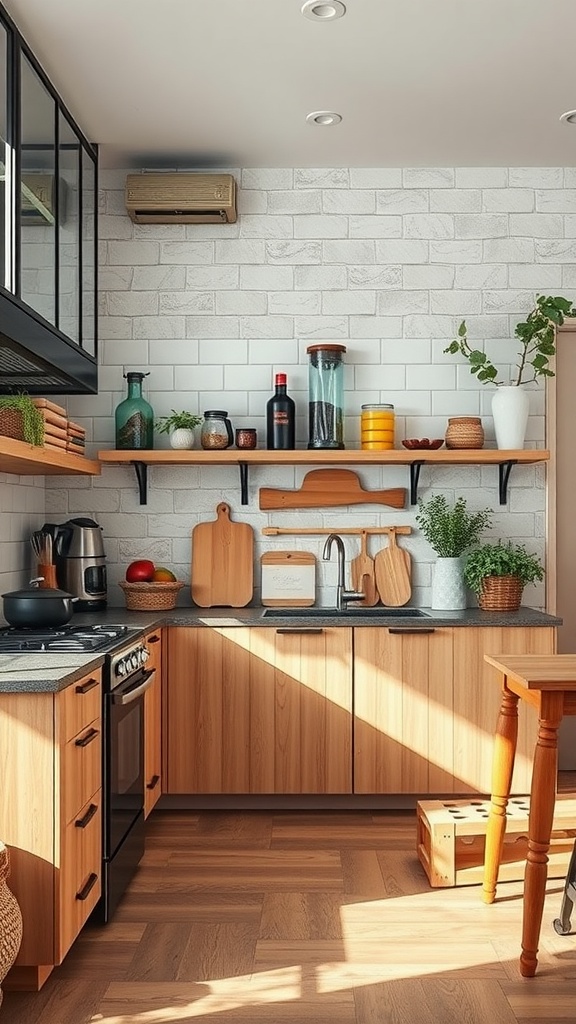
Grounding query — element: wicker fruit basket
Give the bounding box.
[478,575,523,611]
[119,580,184,611]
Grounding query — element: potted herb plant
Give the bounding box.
[444,294,576,449]
[0,395,44,446]
[155,410,202,450]
[463,541,544,611]
[416,495,493,610]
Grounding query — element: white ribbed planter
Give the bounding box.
[431,557,467,611]
[169,427,196,450]
[491,385,530,450]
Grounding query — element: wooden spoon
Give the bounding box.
[350,531,379,606]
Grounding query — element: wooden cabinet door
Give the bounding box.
[453,626,556,794]
[354,627,453,794]
[166,626,352,794]
[144,629,162,817]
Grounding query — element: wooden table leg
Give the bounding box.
[520,692,563,978]
[482,684,519,905]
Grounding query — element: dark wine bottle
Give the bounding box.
[266,373,295,450]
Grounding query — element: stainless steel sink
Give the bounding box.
[261,607,430,618]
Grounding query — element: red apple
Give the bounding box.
[126,559,155,582]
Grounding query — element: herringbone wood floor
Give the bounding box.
[4,809,576,1023]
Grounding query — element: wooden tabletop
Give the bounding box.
[484,653,576,690]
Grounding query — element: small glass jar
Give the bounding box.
[235,427,257,450]
[307,344,346,450]
[361,403,395,450]
[200,410,233,450]
[445,416,484,450]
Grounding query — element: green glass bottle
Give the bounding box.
[115,371,154,449]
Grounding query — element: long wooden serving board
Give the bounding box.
[191,502,254,607]
[259,469,406,511]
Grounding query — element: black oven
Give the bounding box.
[100,638,154,923]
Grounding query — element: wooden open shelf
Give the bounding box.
[0,436,101,477]
[98,447,549,506]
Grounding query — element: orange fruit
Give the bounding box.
[152,567,176,582]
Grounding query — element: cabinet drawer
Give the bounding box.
[62,720,101,824]
[60,671,102,743]
[57,791,101,962]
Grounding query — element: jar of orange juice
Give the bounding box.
[361,403,395,450]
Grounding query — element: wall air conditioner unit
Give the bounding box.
[125,172,237,224]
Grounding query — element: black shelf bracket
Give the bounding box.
[409,461,424,505]
[498,459,518,505]
[239,462,249,505]
[132,461,148,505]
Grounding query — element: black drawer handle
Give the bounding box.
[75,803,98,829]
[75,727,99,748]
[275,628,323,635]
[388,628,436,635]
[147,634,160,644]
[75,677,99,695]
[147,774,160,791]
[76,872,98,901]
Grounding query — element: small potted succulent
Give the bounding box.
[463,541,544,611]
[416,495,493,610]
[155,410,202,450]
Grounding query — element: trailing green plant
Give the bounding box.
[463,541,544,596]
[0,394,44,446]
[415,494,493,558]
[155,410,202,434]
[444,294,576,386]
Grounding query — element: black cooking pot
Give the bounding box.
[2,579,77,628]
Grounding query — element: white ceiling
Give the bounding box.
[5,0,576,169]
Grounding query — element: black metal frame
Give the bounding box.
[0,1,98,393]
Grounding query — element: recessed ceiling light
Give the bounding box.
[306,110,342,126]
[301,1,346,21]
[560,110,576,124]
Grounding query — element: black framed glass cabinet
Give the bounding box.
[0,2,97,393]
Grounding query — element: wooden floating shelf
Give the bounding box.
[0,436,101,477]
[98,448,549,506]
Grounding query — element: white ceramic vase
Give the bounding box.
[169,427,195,450]
[491,385,530,450]
[431,557,467,611]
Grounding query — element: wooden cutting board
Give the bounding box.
[261,551,316,606]
[350,531,379,606]
[259,469,406,511]
[191,502,254,607]
[374,528,412,607]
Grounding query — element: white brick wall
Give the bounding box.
[0,475,46,618]
[47,165,576,609]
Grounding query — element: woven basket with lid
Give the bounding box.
[445,416,484,450]
[478,575,524,611]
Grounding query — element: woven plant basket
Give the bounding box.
[0,843,23,1008]
[478,575,524,611]
[119,580,184,611]
[0,408,25,441]
[445,416,485,450]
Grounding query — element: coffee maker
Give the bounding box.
[44,517,107,611]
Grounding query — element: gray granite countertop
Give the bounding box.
[0,605,561,694]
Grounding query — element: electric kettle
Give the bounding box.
[43,517,107,611]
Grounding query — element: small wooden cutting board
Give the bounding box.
[191,502,254,607]
[259,469,406,511]
[350,531,379,606]
[374,527,412,607]
[261,551,316,606]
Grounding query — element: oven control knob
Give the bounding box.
[128,654,137,671]
[141,647,150,662]
[117,659,127,676]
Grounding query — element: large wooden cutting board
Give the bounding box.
[374,528,412,607]
[259,469,406,510]
[191,502,254,607]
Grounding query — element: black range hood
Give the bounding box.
[0,288,97,395]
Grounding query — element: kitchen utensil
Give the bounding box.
[259,469,406,511]
[262,526,413,537]
[374,528,412,607]
[45,517,107,611]
[350,531,379,607]
[261,551,316,607]
[191,502,254,607]
[2,578,77,628]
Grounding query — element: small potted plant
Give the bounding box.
[443,294,576,449]
[463,541,544,611]
[155,410,202,450]
[416,495,493,610]
[0,395,44,446]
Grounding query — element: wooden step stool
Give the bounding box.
[417,796,576,888]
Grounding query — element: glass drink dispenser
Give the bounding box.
[307,344,346,449]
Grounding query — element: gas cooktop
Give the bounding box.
[0,624,138,654]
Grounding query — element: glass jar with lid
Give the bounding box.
[200,410,233,450]
[361,404,395,450]
[307,344,346,449]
